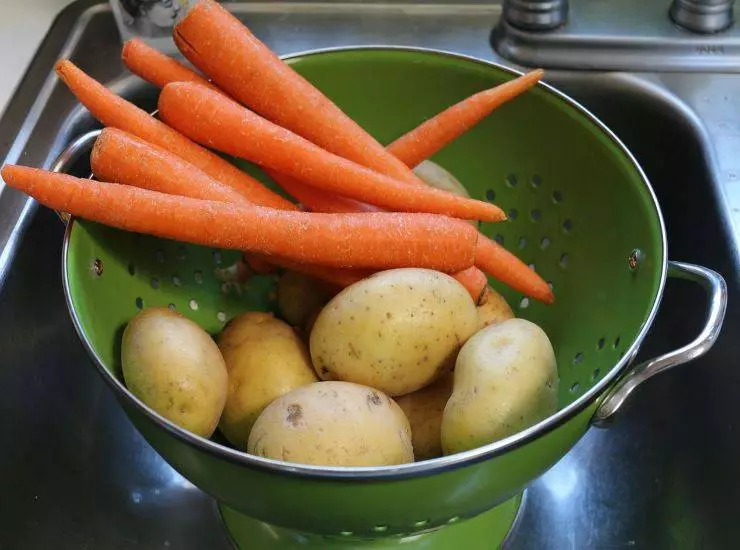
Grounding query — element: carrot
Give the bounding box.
[54,59,294,211]
[3,165,477,271]
[173,0,427,188]
[474,237,554,304]
[121,38,220,93]
[451,266,489,305]
[91,128,250,204]
[387,70,544,168]
[90,128,377,283]
[158,82,505,222]
[269,171,383,214]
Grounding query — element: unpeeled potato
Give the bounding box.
[276,271,336,330]
[310,268,479,396]
[442,318,558,455]
[217,312,318,449]
[476,285,515,330]
[395,373,453,460]
[121,307,228,438]
[248,381,414,467]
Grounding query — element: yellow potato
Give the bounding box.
[414,160,478,228]
[121,307,228,438]
[477,285,515,330]
[276,271,335,329]
[395,373,453,460]
[217,311,318,449]
[248,381,414,467]
[442,318,558,455]
[310,268,479,396]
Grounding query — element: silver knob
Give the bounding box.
[670,0,734,33]
[503,0,568,31]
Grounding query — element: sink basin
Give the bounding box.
[0,2,738,548]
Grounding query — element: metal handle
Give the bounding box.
[593,261,727,425]
[50,129,101,226]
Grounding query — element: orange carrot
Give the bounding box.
[158,82,505,222]
[91,128,250,204]
[90,128,377,284]
[474,237,554,304]
[387,70,544,168]
[451,266,489,305]
[3,165,477,271]
[122,38,220,92]
[270,171,383,214]
[54,59,294,211]
[173,0,426,187]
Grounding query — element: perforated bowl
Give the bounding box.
[59,47,726,549]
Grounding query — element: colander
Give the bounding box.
[54,47,727,549]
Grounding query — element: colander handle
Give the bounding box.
[50,129,102,225]
[592,261,727,425]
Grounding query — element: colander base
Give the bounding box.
[218,492,523,549]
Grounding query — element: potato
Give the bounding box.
[248,381,414,466]
[121,307,228,438]
[477,285,515,330]
[414,160,471,198]
[395,373,453,460]
[277,271,335,329]
[441,318,558,455]
[414,160,478,228]
[310,268,479,396]
[216,312,318,449]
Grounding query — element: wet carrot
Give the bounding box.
[121,38,220,92]
[3,165,478,271]
[474,237,554,304]
[91,128,249,204]
[54,59,294,210]
[173,0,426,187]
[158,82,505,222]
[387,70,544,168]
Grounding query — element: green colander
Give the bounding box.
[56,47,727,549]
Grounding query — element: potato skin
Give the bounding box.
[441,318,558,455]
[477,285,515,330]
[247,381,414,467]
[277,271,335,329]
[395,373,453,460]
[217,312,318,449]
[121,307,228,438]
[310,268,479,396]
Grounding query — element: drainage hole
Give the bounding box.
[531,209,542,221]
[562,219,573,233]
[217,311,227,323]
[597,337,606,350]
[189,299,199,311]
[172,275,181,287]
[573,352,584,365]
[570,382,581,393]
[127,262,135,276]
[506,174,518,187]
[494,234,505,245]
[194,270,203,284]
[519,297,530,309]
[559,253,569,268]
[150,278,159,290]
[553,190,563,204]
[518,236,527,249]
[540,237,551,250]
[135,297,144,310]
[213,250,222,265]
[508,208,518,220]
[486,189,496,201]
[154,249,164,263]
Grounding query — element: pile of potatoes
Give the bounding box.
[120,265,559,467]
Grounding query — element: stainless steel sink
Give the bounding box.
[1,1,739,548]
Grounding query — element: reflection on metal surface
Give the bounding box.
[670,0,735,34]
[502,0,568,31]
[0,1,739,549]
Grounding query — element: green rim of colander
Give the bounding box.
[62,45,668,480]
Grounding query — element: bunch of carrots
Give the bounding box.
[0,0,553,304]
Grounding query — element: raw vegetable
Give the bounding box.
[91,128,249,204]
[474,237,554,304]
[276,271,337,329]
[173,0,425,186]
[121,307,228,438]
[217,312,318,449]
[441,318,559,455]
[309,268,479,396]
[54,59,294,210]
[449,266,489,305]
[413,160,472,199]
[247,381,414,466]
[387,70,544,169]
[122,38,219,92]
[158,81,506,223]
[1,165,479,271]
[476,285,515,329]
[395,374,453,461]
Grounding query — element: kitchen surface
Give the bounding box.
[2,1,740,549]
